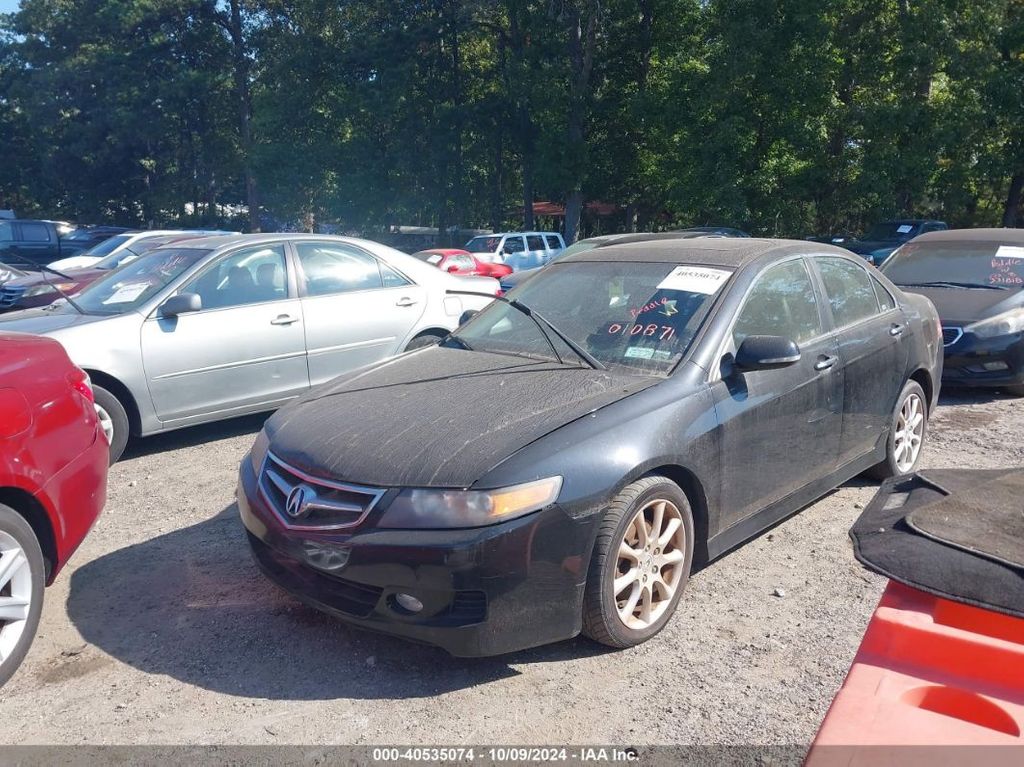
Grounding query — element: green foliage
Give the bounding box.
[0,0,1021,232]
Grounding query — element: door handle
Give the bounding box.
[270,314,299,325]
[814,354,839,371]
[395,297,419,307]
[889,323,905,337]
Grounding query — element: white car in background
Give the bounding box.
[49,229,235,270]
[464,231,565,271]
[0,234,497,463]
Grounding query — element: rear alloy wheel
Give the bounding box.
[0,505,45,688]
[1005,384,1024,398]
[93,384,130,464]
[583,476,694,648]
[867,380,928,480]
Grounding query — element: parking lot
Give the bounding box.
[0,388,1017,745]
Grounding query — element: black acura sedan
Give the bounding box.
[238,239,942,656]
[881,228,1024,396]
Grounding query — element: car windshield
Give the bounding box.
[465,236,501,253]
[74,248,210,315]
[864,222,918,241]
[79,233,133,258]
[882,242,1024,289]
[453,260,731,375]
[412,251,444,265]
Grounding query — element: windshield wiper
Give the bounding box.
[446,290,606,370]
[899,280,1009,291]
[4,255,87,314]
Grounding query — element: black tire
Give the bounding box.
[404,332,446,351]
[93,384,129,464]
[1005,384,1024,398]
[865,379,928,480]
[582,476,695,649]
[0,504,46,688]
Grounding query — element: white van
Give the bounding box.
[464,232,565,271]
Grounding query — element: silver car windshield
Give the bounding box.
[75,248,210,315]
[454,260,732,376]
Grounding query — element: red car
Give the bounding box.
[411,249,514,280]
[0,333,108,686]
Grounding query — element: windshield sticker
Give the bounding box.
[896,224,913,234]
[102,283,149,304]
[995,246,1024,261]
[657,266,731,295]
[624,346,655,360]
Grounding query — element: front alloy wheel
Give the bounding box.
[894,391,925,473]
[583,476,695,648]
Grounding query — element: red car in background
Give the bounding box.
[0,333,108,686]
[412,249,513,280]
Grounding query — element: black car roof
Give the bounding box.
[913,227,1024,245]
[561,237,852,268]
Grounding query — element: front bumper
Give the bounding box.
[941,329,1024,389]
[237,457,595,657]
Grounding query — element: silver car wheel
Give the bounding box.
[894,392,925,472]
[613,498,687,630]
[95,403,115,445]
[0,530,33,664]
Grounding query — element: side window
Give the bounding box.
[450,255,474,270]
[19,223,50,242]
[0,222,12,242]
[295,242,384,296]
[871,275,895,312]
[732,260,822,347]
[526,235,545,251]
[502,236,525,254]
[817,257,881,327]
[545,235,561,250]
[380,261,411,288]
[183,244,288,310]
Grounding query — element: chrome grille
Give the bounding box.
[942,326,963,347]
[258,451,385,531]
[0,285,26,309]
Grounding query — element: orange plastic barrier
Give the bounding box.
[806,581,1024,765]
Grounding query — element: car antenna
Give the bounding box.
[446,290,605,370]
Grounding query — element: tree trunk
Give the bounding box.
[561,2,597,245]
[564,190,584,244]
[225,0,259,232]
[1003,171,1024,228]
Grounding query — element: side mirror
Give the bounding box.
[734,335,801,371]
[160,292,202,317]
[459,309,478,326]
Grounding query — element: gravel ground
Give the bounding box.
[0,387,1020,746]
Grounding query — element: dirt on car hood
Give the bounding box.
[266,346,657,488]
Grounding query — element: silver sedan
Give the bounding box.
[0,234,498,461]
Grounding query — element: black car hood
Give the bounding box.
[267,346,658,488]
[846,239,901,255]
[897,285,1023,325]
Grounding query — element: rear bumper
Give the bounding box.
[941,331,1024,389]
[37,427,107,582]
[237,456,594,657]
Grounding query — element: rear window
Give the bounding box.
[545,235,561,249]
[527,235,545,251]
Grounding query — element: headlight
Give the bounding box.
[965,307,1024,339]
[23,283,69,298]
[378,476,563,529]
[248,429,270,475]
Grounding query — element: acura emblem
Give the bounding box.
[285,484,315,519]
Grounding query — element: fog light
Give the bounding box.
[982,361,1010,371]
[394,593,424,613]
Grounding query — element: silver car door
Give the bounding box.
[140,243,308,424]
[293,241,427,387]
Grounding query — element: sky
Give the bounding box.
[0,0,19,13]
